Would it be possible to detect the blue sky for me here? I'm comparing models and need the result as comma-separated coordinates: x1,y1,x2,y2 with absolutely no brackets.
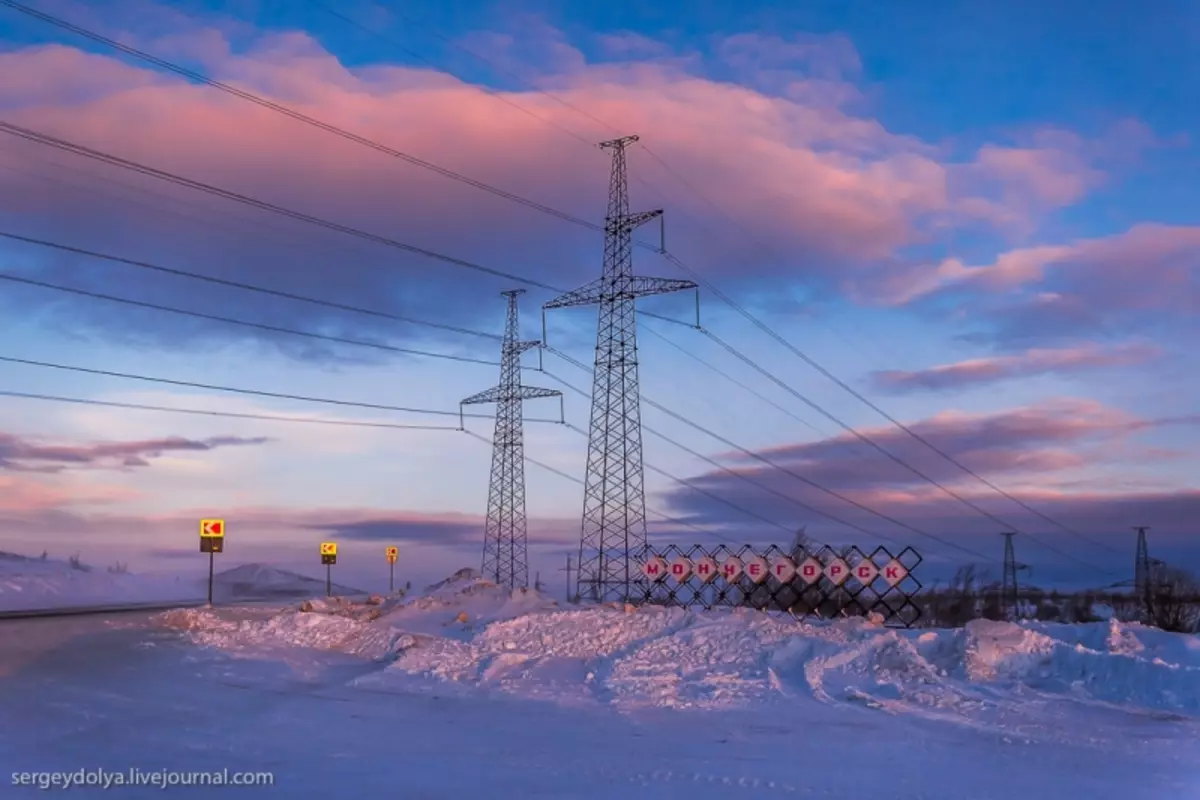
0,0,1195,594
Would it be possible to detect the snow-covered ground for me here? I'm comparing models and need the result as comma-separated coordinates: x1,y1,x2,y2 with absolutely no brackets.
0,552,364,611
2,569,1197,798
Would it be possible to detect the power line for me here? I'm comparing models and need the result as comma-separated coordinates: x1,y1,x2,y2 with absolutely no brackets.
561,420,793,538
0,230,500,341
0,389,461,430
302,0,602,150
0,272,500,366
0,354,564,423
0,0,604,234
0,119,560,292
2,124,1106,573
695,326,1118,574
639,320,826,439
369,1,622,140
2,3,1111,561
542,369,897,545
309,3,1115,567
0,382,782,548
688,278,1126,558
459,427,718,540
542,346,996,562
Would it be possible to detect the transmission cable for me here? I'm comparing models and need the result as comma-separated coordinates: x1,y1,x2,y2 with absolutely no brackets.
638,320,827,438
459,428,715,540
0,354,564,423
368,0,623,139
0,0,604,234
694,327,1119,573
302,0,602,150
0,4,1108,557
285,0,1114,562
0,389,462,431
0,230,500,341
542,346,998,562
542,369,899,546
0,120,560,292
0,272,500,366
2,119,1103,570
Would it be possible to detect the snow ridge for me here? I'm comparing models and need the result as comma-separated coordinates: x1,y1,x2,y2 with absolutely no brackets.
156,572,1200,723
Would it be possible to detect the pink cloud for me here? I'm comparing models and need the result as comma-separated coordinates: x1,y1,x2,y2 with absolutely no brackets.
871,341,1162,393
891,224,1200,314
0,9,1178,364
973,142,1103,207
595,32,677,61
662,398,1200,559
0,475,140,512
0,18,1118,314
675,398,1173,514
945,122,1170,239
0,431,270,472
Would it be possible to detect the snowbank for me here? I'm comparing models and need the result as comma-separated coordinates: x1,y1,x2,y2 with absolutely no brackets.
158,569,1200,722
0,552,196,611
0,552,367,611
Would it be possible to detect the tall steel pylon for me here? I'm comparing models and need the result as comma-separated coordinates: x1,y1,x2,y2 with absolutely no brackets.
543,135,697,602
461,290,562,590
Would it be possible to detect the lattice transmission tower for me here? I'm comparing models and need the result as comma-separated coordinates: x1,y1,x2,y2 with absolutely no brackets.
1000,532,1026,620
461,290,562,590
543,135,698,602
1134,525,1153,618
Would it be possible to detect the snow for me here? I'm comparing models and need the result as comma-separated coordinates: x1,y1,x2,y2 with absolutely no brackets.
0,552,365,611
158,576,1200,721
0,551,195,611
2,568,1198,798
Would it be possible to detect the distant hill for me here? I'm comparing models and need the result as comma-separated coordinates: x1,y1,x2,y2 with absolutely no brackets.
214,564,365,600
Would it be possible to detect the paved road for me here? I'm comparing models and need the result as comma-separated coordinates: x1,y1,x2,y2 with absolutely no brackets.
0,599,210,621
0,593,378,620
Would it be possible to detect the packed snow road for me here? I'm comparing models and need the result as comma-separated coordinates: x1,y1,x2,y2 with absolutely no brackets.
1,576,1197,798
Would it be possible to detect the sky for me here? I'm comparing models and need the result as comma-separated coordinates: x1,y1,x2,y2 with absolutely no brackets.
0,0,1195,594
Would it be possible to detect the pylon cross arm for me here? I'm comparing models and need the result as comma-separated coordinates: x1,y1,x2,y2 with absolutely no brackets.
606,210,662,234
543,276,698,309
461,385,561,405
514,386,562,400
509,340,541,355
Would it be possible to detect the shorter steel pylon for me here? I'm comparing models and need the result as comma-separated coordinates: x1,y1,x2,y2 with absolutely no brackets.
461,290,562,590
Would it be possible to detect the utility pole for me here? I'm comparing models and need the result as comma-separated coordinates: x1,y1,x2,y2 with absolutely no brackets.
462,290,562,591
1134,526,1152,620
543,135,697,603
1001,532,1021,620
560,554,574,603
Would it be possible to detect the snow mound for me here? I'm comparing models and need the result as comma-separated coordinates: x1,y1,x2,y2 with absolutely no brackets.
160,607,409,660
383,574,560,637
157,572,1200,721
423,567,482,594
958,619,1200,713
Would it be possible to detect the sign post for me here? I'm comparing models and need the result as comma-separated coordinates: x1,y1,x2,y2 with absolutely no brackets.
320,542,337,597
199,519,225,606
385,546,398,592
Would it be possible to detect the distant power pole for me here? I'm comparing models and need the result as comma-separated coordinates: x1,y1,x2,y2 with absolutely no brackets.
543,135,698,603
560,554,574,603
461,290,562,591
1134,526,1152,619
1001,532,1021,620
